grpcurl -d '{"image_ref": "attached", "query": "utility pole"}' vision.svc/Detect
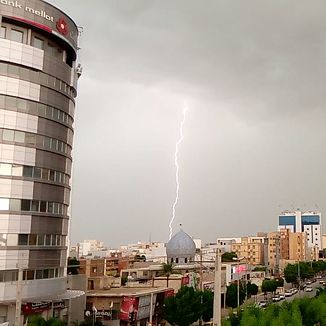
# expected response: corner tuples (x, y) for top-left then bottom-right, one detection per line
(14, 267), (23, 326)
(149, 293), (154, 326)
(199, 249), (203, 326)
(213, 249), (221, 326)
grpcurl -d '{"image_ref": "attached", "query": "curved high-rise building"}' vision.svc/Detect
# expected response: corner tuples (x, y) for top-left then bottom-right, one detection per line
(0, 0), (81, 322)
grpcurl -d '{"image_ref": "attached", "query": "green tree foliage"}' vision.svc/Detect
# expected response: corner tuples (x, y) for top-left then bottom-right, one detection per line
(28, 316), (65, 326)
(247, 283), (258, 297)
(284, 263), (298, 284)
(311, 260), (326, 274)
(275, 277), (284, 288)
(78, 319), (104, 326)
(201, 290), (214, 322)
(226, 283), (245, 308)
(67, 257), (79, 275)
(252, 266), (266, 272)
(163, 286), (202, 326)
(261, 279), (278, 294)
(162, 262), (174, 287)
(222, 292), (326, 326)
(222, 252), (238, 262)
(284, 262), (315, 285)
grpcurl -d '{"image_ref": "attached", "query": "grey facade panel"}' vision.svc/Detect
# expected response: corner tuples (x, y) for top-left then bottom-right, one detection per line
(30, 215), (65, 234)
(43, 53), (72, 85)
(29, 249), (62, 269)
(35, 149), (72, 175)
(33, 182), (69, 203)
(39, 86), (73, 113)
(37, 117), (71, 144)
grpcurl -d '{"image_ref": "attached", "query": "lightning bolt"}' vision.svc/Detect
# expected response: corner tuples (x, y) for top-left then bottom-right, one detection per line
(169, 103), (189, 240)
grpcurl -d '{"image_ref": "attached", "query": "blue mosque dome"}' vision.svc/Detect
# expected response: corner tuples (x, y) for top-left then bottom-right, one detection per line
(166, 228), (196, 264)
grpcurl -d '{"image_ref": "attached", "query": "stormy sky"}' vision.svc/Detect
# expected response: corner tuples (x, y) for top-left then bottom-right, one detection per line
(49, 0), (326, 247)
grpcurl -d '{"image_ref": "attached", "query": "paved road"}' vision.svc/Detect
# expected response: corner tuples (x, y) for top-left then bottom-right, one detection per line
(257, 279), (324, 306)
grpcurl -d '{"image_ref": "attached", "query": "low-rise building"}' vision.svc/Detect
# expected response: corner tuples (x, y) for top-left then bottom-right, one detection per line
(86, 287), (173, 326)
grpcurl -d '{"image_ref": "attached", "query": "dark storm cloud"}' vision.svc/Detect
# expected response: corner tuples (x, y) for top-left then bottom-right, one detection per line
(49, 0), (326, 245)
(67, 0), (326, 119)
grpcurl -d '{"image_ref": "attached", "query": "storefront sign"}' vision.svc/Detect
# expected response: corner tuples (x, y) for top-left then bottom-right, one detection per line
(119, 297), (139, 321)
(0, 1), (54, 21)
(0, 0), (78, 48)
(22, 302), (51, 314)
(53, 301), (65, 310)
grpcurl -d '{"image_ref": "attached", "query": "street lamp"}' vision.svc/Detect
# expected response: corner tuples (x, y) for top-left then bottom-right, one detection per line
(233, 257), (245, 310)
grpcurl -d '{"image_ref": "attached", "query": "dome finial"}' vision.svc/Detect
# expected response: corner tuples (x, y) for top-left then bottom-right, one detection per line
(179, 223), (182, 229)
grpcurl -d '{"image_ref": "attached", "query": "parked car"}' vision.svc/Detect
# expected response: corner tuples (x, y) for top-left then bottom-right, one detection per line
(284, 291), (292, 297)
(291, 288), (298, 294)
(258, 301), (268, 308)
(305, 286), (313, 292)
(272, 295), (281, 302)
(278, 294), (285, 300)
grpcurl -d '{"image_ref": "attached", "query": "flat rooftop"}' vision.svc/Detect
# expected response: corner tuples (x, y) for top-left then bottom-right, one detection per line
(87, 286), (171, 297)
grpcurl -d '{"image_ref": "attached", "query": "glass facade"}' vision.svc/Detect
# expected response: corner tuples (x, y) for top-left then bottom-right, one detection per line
(0, 0), (80, 303)
(278, 215), (296, 231)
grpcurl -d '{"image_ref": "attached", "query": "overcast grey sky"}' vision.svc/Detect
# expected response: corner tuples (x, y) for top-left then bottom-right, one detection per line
(49, 0), (326, 247)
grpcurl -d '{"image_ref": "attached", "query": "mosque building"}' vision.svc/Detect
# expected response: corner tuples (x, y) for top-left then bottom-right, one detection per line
(166, 226), (196, 264)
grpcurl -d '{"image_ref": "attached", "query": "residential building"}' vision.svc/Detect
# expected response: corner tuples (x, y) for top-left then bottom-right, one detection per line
(267, 231), (281, 275)
(288, 232), (307, 261)
(322, 234), (326, 249)
(216, 237), (241, 252)
(0, 0), (81, 323)
(231, 236), (265, 265)
(278, 210), (322, 250)
(78, 240), (105, 257)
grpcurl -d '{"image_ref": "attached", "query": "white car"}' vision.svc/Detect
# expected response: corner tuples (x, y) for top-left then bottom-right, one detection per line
(278, 294), (285, 300)
(258, 301), (267, 308)
(305, 286), (313, 292)
(272, 296), (281, 302)
(291, 288), (298, 294)
(284, 291), (292, 297)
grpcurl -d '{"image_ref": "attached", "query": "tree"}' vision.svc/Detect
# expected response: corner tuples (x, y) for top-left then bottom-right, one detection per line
(252, 266), (266, 272)
(222, 290), (326, 326)
(201, 290), (214, 322)
(28, 316), (65, 326)
(162, 262), (174, 287)
(275, 277), (284, 288)
(298, 262), (314, 280)
(226, 283), (245, 309)
(67, 257), (79, 275)
(284, 264), (298, 285)
(164, 286), (202, 326)
(261, 279), (277, 295)
(247, 283), (258, 298)
(222, 252), (238, 262)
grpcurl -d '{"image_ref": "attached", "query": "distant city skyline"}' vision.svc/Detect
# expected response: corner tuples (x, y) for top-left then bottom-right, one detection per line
(49, 0), (326, 247)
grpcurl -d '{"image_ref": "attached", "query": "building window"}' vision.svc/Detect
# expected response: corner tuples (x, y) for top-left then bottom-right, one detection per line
(0, 26), (6, 38)
(176, 258), (179, 263)
(185, 258), (188, 263)
(10, 29), (24, 43)
(18, 234), (28, 246)
(33, 37), (44, 50)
